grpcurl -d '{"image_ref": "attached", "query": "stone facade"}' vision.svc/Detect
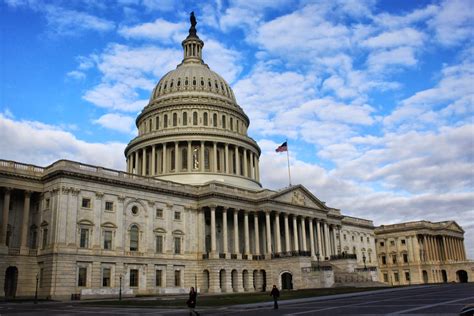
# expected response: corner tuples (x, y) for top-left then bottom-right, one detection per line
(374, 220), (473, 285)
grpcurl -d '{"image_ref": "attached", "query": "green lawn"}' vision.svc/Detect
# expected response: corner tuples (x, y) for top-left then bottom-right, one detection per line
(81, 287), (390, 308)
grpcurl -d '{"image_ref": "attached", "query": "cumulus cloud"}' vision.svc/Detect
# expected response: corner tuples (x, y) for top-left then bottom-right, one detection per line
(118, 18), (186, 42)
(93, 113), (137, 134)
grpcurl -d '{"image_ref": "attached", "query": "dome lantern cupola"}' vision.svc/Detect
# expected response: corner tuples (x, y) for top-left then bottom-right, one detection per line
(124, 12), (262, 190)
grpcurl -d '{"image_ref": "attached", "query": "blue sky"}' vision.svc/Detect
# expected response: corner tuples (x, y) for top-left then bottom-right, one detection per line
(1, 0), (473, 257)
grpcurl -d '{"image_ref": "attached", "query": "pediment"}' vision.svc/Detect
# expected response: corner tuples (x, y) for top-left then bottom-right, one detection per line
(444, 221), (464, 233)
(269, 185), (327, 210)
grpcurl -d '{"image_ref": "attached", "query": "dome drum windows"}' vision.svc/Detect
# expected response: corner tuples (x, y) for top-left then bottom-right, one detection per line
(213, 113), (217, 127)
(163, 114), (168, 128)
(203, 112), (208, 126)
(193, 112), (198, 125)
(182, 112), (187, 126)
(173, 113), (178, 127)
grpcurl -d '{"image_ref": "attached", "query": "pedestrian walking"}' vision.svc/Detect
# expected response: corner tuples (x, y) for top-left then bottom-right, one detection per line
(270, 284), (280, 309)
(186, 287), (199, 315)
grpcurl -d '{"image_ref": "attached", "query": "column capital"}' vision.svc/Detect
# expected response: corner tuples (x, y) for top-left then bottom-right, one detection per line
(2, 187), (12, 194)
(284, 212), (289, 218)
(209, 204), (217, 210)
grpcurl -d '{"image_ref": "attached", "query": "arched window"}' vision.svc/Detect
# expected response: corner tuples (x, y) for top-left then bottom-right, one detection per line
(222, 115), (226, 129)
(181, 148), (188, 170)
(204, 147), (210, 170)
(182, 112), (187, 126)
(213, 113), (217, 127)
(192, 146), (200, 170)
(164, 114), (168, 128)
(130, 225), (139, 251)
(149, 119), (152, 132)
(230, 117), (233, 131)
(173, 113), (177, 126)
(193, 112), (198, 125)
(155, 117), (159, 130)
(170, 149), (175, 171)
(203, 112), (208, 126)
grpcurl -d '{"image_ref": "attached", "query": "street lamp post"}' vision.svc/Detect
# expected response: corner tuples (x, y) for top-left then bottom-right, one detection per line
(119, 274), (123, 301)
(362, 253), (367, 271)
(316, 252), (320, 270)
(34, 273), (39, 304)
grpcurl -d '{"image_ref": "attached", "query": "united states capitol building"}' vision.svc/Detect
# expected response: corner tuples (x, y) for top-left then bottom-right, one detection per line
(0, 16), (471, 300)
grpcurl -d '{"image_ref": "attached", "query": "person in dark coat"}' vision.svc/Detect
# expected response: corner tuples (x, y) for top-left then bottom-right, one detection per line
(186, 287), (199, 315)
(270, 284), (280, 309)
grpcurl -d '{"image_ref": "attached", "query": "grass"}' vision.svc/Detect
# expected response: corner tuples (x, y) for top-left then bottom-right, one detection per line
(81, 286), (390, 308)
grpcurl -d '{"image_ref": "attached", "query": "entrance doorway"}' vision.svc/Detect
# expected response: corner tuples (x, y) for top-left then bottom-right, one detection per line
(441, 270), (447, 283)
(422, 270), (429, 283)
(456, 270), (468, 283)
(4, 266), (18, 299)
(281, 272), (293, 290)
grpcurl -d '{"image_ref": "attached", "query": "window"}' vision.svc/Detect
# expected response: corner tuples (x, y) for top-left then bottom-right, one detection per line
(193, 112), (198, 125)
(174, 211), (181, 220)
(360, 236), (363, 242)
(78, 267), (87, 287)
(352, 235), (355, 241)
(383, 273), (388, 283)
(181, 148), (188, 170)
(380, 241), (385, 247)
(222, 115), (226, 129)
(105, 201), (114, 211)
(216, 149), (221, 171)
(203, 112), (208, 126)
(130, 269), (139, 287)
(149, 118), (152, 132)
(104, 231), (112, 250)
(343, 234), (346, 241)
(156, 209), (163, 218)
(204, 148), (210, 170)
(392, 254), (397, 264)
(45, 198), (50, 209)
(174, 237), (181, 254)
(230, 117), (233, 130)
(156, 235), (164, 253)
(163, 114), (168, 128)
(79, 228), (89, 248)
(102, 268), (111, 287)
(156, 270), (163, 287)
(130, 225), (139, 251)
(174, 270), (181, 286)
(405, 271), (410, 281)
(213, 113), (217, 127)
(170, 149), (176, 170)
(182, 112), (187, 126)
(382, 255), (386, 265)
(42, 228), (48, 249)
(390, 240), (395, 246)
(403, 253), (408, 263)
(29, 228), (37, 249)
(401, 239), (406, 245)
(367, 237), (370, 243)
(156, 117), (159, 130)
(394, 272), (399, 282)
(131, 206), (138, 215)
(173, 113), (177, 126)
(81, 198), (91, 209)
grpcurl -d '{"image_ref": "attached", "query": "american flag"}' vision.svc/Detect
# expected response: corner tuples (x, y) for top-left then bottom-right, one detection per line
(275, 141), (288, 152)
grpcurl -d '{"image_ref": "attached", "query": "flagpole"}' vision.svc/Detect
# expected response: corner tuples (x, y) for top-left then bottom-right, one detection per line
(286, 139), (292, 186)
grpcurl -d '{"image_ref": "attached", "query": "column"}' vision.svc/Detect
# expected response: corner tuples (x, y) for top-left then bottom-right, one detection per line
(20, 191), (31, 253)
(213, 142), (218, 172)
(134, 151), (139, 174)
(1, 188), (11, 246)
(243, 149), (248, 177)
(126, 156), (130, 173)
(200, 141), (205, 172)
(255, 157), (260, 181)
(316, 220), (323, 257)
(210, 207), (216, 255)
(337, 226), (342, 254)
(175, 142), (179, 172)
(151, 145), (156, 175)
(324, 222), (330, 258)
(292, 216), (299, 252)
(300, 217), (307, 252)
(225, 144), (230, 174)
(309, 218), (315, 258)
(250, 152), (255, 179)
(332, 226), (338, 255)
(233, 209), (239, 254)
(142, 147), (147, 175)
(187, 141), (192, 171)
(284, 214), (290, 252)
(461, 239), (467, 260)
(442, 236), (448, 261)
(162, 143), (167, 174)
(275, 212), (281, 253)
(265, 211), (272, 255)
(222, 208), (228, 255)
(413, 235), (421, 262)
(244, 211), (250, 255)
(254, 212), (260, 255)
(236, 146), (241, 176)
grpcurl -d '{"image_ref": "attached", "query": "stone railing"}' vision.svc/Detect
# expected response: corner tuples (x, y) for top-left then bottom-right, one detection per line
(330, 253), (357, 260)
(0, 160), (45, 175)
(302, 265), (333, 272)
(272, 251), (311, 259)
(355, 266), (377, 272)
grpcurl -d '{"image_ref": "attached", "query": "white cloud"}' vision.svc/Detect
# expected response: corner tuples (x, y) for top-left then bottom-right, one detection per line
(83, 82), (148, 112)
(202, 38), (242, 83)
(93, 113), (136, 134)
(362, 28), (426, 49)
(67, 70), (86, 80)
(367, 46), (417, 71)
(118, 18), (186, 42)
(0, 113), (126, 170)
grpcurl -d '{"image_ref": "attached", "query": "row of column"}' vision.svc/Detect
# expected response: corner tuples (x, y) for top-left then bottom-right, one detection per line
(420, 234), (466, 262)
(1, 188), (33, 254)
(206, 207), (341, 260)
(126, 141), (260, 181)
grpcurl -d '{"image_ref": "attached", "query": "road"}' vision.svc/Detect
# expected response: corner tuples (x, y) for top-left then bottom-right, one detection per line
(0, 283), (472, 315)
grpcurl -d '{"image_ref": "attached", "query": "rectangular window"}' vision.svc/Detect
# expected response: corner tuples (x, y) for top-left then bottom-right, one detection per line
(42, 229), (48, 249)
(79, 228), (89, 248)
(390, 240), (395, 246)
(343, 234), (346, 241)
(380, 241), (384, 247)
(156, 270), (162, 287)
(382, 256), (386, 265)
(82, 198), (91, 208)
(174, 270), (181, 287)
(394, 272), (399, 282)
(30, 230), (37, 249)
(174, 211), (181, 220)
(156, 209), (163, 218)
(383, 273), (388, 283)
(78, 267), (87, 287)
(351, 235), (355, 241)
(392, 254), (397, 264)
(105, 201), (114, 211)
(360, 236), (363, 242)
(405, 271), (410, 281)
(102, 268), (111, 287)
(367, 237), (370, 243)
(401, 239), (406, 245)
(403, 253), (408, 263)
(45, 198), (50, 209)
(156, 235), (164, 253)
(174, 237), (181, 254)
(104, 231), (112, 250)
(130, 269), (139, 287)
